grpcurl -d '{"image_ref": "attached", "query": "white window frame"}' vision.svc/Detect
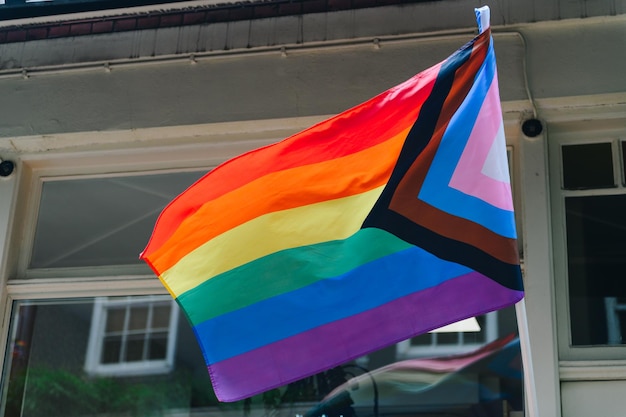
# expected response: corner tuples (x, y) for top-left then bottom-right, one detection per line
(540, 101), (626, 415)
(550, 134), (626, 363)
(84, 295), (179, 377)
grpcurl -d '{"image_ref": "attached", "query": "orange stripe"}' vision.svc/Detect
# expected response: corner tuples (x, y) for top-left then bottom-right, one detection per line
(148, 127), (410, 273)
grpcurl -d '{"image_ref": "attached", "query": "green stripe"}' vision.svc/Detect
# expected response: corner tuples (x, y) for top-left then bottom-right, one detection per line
(177, 228), (412, 326)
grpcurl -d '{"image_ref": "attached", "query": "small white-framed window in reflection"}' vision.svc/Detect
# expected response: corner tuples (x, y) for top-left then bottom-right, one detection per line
(85, 295), (179, 377)
(396, 312), (498, 359)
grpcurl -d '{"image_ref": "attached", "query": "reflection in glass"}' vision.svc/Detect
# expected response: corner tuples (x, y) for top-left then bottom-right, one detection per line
(102, 336), (122, 364)
(149, 332), (169, 360)
(1, 297), (523, 417)
(126, 335), (146, 362)
(105, 308), (125, 332)
(30, 171), (204, 269)
(129, 306), (149, 330)
(153, 305), (172, 328)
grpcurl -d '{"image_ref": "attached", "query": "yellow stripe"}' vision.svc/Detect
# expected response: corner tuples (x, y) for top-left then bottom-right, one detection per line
(148, 127), (409, 274)
(161, 186), (385, 297)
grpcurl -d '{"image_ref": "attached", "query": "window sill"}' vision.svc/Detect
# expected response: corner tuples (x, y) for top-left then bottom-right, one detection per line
(560, 360), (626, 381)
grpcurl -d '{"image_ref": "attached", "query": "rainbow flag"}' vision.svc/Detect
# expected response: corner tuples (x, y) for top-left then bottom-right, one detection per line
(141, 6), (524, 402)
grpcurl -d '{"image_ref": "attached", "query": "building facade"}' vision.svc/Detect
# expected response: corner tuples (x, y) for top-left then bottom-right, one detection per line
(0, 0), (625, 415)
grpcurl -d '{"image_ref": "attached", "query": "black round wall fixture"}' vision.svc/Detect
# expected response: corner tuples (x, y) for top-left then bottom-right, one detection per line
(0, 160), (15, 177)
(522, 118), (543, 137)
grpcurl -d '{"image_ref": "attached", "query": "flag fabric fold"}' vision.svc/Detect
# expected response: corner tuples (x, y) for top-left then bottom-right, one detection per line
(141, 5), (524, 402)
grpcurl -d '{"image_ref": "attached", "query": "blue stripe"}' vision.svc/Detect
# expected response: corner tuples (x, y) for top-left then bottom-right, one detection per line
(418, 42), (517, 239)
(193, 242), (471, 363)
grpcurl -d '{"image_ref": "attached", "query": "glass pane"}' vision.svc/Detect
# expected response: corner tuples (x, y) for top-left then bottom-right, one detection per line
(562, 143), (614, 189)
(410, 333), (432, 346)
(436, 332), (459, 345)
(30, 171), (205, 269)
(151, 304), (171, 329)
(148, 332), (169, 360)
(128, 306), (148, 331)
(101, 336), (122, 364)
(463, 315), (487, 344)
(2, 298), (524, 417)
(125, 335), (145, 362)
(566, 195), (626, 345)
(105, 308), (126, 333)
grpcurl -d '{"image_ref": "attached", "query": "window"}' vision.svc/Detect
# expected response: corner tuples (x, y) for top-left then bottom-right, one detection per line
(85, 296), (179, 376)
(552, 137), (626, 359)
(3, 296), (524, 417)
(1, 127), (525, 417)
(1, 297), (213, 417)
(28, 171), (205, 273)
(565, 193), (626, 346)
(397, 313), (499, 358)
(561, 142), (614, 190)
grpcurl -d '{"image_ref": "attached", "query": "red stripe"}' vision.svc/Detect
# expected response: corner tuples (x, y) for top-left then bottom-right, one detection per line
(142, 64), (441, 258)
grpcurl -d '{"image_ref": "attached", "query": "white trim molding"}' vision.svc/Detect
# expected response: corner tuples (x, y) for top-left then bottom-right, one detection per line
(560, 361), (626, 381)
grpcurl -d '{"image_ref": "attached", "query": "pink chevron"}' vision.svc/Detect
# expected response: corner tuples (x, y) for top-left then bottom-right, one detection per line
(448, 74), (513, 211)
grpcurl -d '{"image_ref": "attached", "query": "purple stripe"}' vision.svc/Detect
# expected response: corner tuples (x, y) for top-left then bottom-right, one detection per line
(207, 272), (523, 401)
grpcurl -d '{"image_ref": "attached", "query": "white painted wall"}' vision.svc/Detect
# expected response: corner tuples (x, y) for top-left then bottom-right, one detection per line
(0, 14), (624, 141)
(562, 380), (626, 417)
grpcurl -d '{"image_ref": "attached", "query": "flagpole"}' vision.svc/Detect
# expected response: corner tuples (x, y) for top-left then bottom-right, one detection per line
(515, 298), (539, 417)
(476, 5), (538, 416)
